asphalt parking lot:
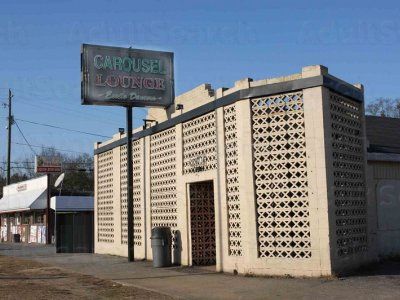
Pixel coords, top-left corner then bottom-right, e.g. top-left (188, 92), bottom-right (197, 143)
top-left (1, 243), bottom-right (400, 299)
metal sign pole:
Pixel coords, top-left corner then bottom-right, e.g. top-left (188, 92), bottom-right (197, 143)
top-left (80, 44), bottom-right (174, 262)
top-left (126, 106), bottom-right (134, 262)
top-left (46, 173), bottom-right (51, 244)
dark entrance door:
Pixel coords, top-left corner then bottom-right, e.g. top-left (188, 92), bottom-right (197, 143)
top-left (56, 212), bottom-right (93, 253)
top-left (189, 181), bottom-right (216, 265)
top-left (57, 213), bottom-right (73, 252)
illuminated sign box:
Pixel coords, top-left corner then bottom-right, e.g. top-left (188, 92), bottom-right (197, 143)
top-left (81, 44), bottom-right (174, 107)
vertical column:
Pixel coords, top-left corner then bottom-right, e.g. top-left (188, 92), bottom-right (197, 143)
top-left (138, 138), bottom-right (147, 259)
top-left (236, 99), bottom-right (258, 269)
top-left (113, 144), bottom-right (122, 247)
top-left (144, 135), bottom-right (152, 259)
top-left (303, 86), bottom-right (333, 275)
top-left (175, 123), bottom-right (187, 265)
top-left (138, 138), bottom-right (146, 259)
top-left (126, 108), bottom-right (134, 261)
top-left (93, 143), bottom-right (99, 252)
top-left (215, 106), bottom-right (227, 272)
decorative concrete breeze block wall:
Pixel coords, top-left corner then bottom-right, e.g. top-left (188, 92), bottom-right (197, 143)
top-left (94, 65), bottom-right (373, 276)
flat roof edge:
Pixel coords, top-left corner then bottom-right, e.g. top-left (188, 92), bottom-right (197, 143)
top-left (0, 208), bottom-right (32, 214)
top-left (368, 152), bottom-right (400, 163)
top-left (94, 74), bottom-right (363, 155)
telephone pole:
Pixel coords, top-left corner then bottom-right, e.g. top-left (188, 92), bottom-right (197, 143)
top-left (6, 89), bottom-right (13, 185)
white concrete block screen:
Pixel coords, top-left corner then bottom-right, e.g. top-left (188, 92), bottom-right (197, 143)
top-left (93, 65), bottom-right (381, 277)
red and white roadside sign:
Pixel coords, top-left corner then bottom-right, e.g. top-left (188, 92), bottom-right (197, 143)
top-left (35, 156), bottom-right (62, 174)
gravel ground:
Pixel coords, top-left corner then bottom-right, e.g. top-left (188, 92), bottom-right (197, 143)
top-left (0, 255), bottom-right (172, 299)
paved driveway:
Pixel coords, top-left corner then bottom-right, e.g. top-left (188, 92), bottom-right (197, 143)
top-left (1, 243), bottom-right (400, 299)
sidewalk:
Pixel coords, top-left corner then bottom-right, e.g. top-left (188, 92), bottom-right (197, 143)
top-left (1, 243), bottom-right (400, 299)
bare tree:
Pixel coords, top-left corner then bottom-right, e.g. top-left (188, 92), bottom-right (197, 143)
top-left (0, 148), bottom-right (94, 197)
top-left (366, 98), bottom-right (400, 118)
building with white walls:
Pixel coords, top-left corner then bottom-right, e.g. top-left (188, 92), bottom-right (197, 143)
top-left (93, 65), bottom-right (378, 276)
top-left (0, 175), bottom-right (51, 244)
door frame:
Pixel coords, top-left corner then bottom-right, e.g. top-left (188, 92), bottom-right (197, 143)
top-left (186, 179), bottom-right (217, 266)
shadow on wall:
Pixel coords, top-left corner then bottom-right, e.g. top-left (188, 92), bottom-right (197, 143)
top-left (342, 259), bottom-right (400, 278)
top-left (173, 230), bottom-right (182, 265)
top-left (376, 180), bottom-right (400, 258)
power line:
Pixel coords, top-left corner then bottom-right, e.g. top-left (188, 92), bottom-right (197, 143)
top-left (1, 161), bottom-right (32, 164)
top-left (13, 92), bottom-right (150, 116)
top-left (2, 165), bottom-right (93, 172)
top-left (0, 115), bottom-right (111, 138)
top-left (14, 95), bottom-right (123, 127)
top-left (3, 97), bottom-right (155, 131)
top-left (14, 120), bottom-right (37, 156)
top-left (12, 93), bottom-right (155, 124)
top-left (12, 142), bottom-right (88, 154)
top-left (2, 161), bottom-right (93, 165)
top-left (14, 118), bottom-right (111, 138)
top-left (2, 91), bottom-right (156, 138)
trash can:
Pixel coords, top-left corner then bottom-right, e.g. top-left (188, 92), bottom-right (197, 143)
top-left (13, 234), bottom-right (21, 243)
top-left (151, 227), bottom-right (172, 267)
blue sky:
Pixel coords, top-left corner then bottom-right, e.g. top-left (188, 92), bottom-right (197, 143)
top-left (1, 0), bottom-right (400, 162)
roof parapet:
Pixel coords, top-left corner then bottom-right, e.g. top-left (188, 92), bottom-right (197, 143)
top-left (302, 65), bottom-right (329, 77)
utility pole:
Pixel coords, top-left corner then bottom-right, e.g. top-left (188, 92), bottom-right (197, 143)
top-left (6, 89), bottom-right (13, 185)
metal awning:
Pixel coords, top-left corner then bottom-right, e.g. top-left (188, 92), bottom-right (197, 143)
top-left (0, 176), bottom-right (48, 213)
top-left (50, 196), bottom-right (94, 212)
top-left (0, 188), bottom-right (47, 213)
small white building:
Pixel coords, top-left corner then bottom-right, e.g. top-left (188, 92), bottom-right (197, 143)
top-left (0, 175), bottom-right (51, 244)
top-left (0, 178), bottom-right (94, 252)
